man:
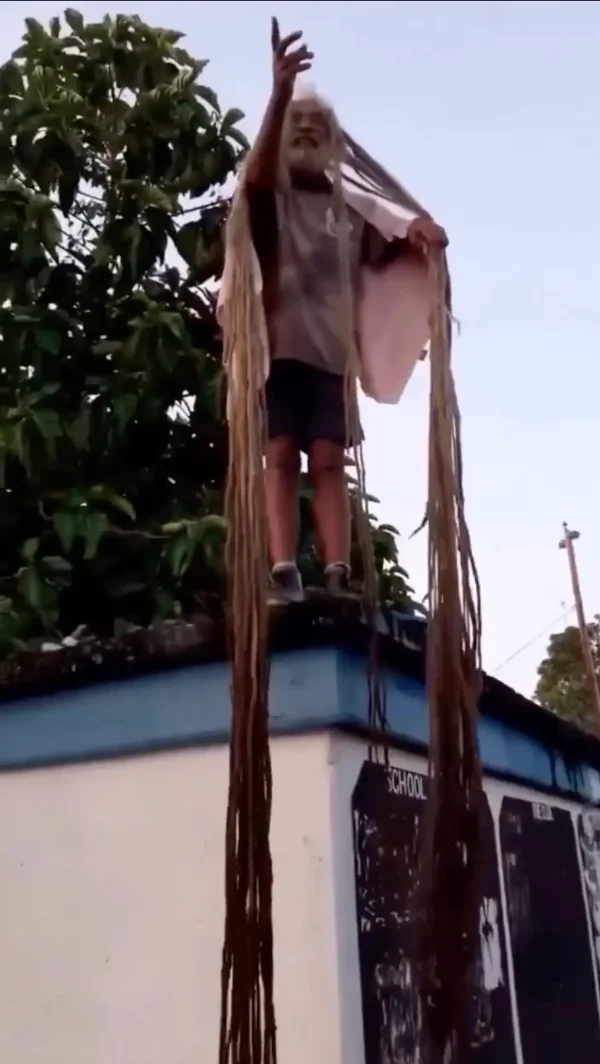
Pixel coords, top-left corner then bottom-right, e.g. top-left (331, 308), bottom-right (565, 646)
top-left (241, 22), bottom-right (447, 605)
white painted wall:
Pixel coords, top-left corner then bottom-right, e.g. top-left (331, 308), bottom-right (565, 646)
top-left (0, 735), bottom-right (340, 1064)
top-left (0, 730), bottom-right (598, 1064)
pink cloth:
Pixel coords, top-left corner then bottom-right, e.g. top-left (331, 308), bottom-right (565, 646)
top-left (345, 188), bottom-right (431, 404)
top-left (218, 185), bottom-right (432, 407)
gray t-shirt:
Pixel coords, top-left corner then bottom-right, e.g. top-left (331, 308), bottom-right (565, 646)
top-left (270, 190), bottom-right (364, 376)
top-left (247, 185), bottom-right (366, 377)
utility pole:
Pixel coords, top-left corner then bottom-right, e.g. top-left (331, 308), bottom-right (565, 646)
top-left (559, 523), bottom-right (600, 733)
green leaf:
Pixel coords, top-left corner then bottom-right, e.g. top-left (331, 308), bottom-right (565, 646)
top-left (222, 108), bottom-right (245, 132)
top-left (152, 587), bottom-right (176, 620)
top-left (112, 393), bottom-right (137, 432)
top-left (41, 555), bottom-right (72, 574)
top-left (225, 127), bottom-right (250, 151)
top-left (175, 220), bottom-right (215, 274)
top-left (22, 537), bottom-right (40, 563)
top-left (82, 511), bottom-right (108, 560)
top-left (64, 8), bottom-right (85, 36)
top-left (389, 564), bottom-right (409, 579)
top-left (10, 421), bottom-right (30, 474)
top-left (31, 408), bottom-right (62, 443)
top-left (68, 407), bottom-right (91, 451)
top-left (89, 485), bottom-right (136, 521)
top-left (163, 313), bottom-right (185, 340)
top-left (25, 18), bottom-right (47, 42)
top-left (53, 510), bottom-right (77, 552)
top-left (194, 84), bottom-right (219, 111)
top-left (105, 577), bottom-right (147, 599)
top-left (92, 340), bottom-right (121, 356)
top-left (378, 524), bottom-right (400, 537)
top-left (34, 327), bottom-right (61, 355)
top-left (58, 171), bottom-right (80, 214)
top-left (18, 566), bottom-right (47, 612)
top-left (41, 210), bottom-right (61, 251)
top-left (140, 185), bottom-right (174, 212)
top-left (190, 514), bottom-right (227, 539)
top-left (18, 567), bottom-right (41, 610)
top-left (166, 534), bottom-right (195, 578)
top-left (127, 221), bottom-right (142, 278)
top-left (0, 61), bottom-right (24, 96)
top-left (32, 383), bottom-right (62, 402)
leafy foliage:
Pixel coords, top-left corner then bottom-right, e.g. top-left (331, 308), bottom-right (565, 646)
top-left (0, 9), bottom-right (416, 657)
top-left (534, 617), bottom-right (600, 732)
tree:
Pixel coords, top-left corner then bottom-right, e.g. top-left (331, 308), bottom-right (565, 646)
top-left (0, 8), bottom-right (417, 658)
top-left (534, 617), bottom-right (600, 732)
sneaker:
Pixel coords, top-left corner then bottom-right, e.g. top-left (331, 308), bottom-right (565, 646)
top-left (268, 563), bottom-right (304, 607)
top-left (324, 563), bottom-right (355, 598)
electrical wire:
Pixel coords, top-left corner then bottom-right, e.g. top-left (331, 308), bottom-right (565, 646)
top-left (493, 603), bottom-right (574, 674)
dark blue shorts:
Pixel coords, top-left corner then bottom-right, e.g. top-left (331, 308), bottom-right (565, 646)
top-left (265, 359), bottom-right (363, 453)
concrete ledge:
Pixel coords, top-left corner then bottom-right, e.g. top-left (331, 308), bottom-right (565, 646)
top-left (2, 643), bottom-right (599, 805)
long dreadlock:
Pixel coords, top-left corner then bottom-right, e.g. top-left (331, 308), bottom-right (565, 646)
top-left (218, 88), bottom-right (482, 1064)
top-left (344, 130), bottom-right (484, 1060)
top-left (218, 181), bottom-right (275, 1064)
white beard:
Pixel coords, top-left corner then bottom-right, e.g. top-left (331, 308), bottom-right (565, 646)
top-left (287, 143), bottom-right (332, 174)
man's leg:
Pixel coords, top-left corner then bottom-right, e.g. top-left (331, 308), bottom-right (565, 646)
top-left (308, 439), bottom-right (351, 569)
top-left (264, 361), bottom-right (306, 604)
top-left (305, 365), bottom-right (361, 596)
top-left (265, 436), bottom-right (301, 566)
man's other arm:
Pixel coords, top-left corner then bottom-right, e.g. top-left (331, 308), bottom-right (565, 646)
top-left (360, 217), bottom-right (448, 270)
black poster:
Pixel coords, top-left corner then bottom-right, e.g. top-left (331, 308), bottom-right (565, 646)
top-left (500, 797), bottom-right (600, 1064)
top-left (578, 809), bottom-right (600, 990)
top-left (352, 761), bottom-right (516, 1064)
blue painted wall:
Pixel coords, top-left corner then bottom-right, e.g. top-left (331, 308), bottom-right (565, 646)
top-left (1, 646), bottom-right (600, 802)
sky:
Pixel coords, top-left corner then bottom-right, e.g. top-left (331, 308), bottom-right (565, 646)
top-left (3, 0), bottom-right (600, 698)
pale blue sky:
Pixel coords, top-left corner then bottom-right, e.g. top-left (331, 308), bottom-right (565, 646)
top-left (4, 1), bottom-right (600, 697)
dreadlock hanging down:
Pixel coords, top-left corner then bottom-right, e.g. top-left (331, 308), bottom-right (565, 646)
top-left (218, 89), bottom-right (482, 1064)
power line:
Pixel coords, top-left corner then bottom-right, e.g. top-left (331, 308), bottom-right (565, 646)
top-left (493, 603), bottom-right (575, 675)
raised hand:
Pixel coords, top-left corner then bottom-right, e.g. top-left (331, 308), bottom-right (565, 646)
top-left (271, 17), bottom-right (313, 94)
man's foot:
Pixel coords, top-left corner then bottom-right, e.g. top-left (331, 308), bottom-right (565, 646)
top-left (324, 562), bottom-right (355, 598)
top-left (268, 563), bottom-right (304, 607)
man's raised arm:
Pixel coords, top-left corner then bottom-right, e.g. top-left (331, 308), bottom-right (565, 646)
top-left (245, 19), bottom-right (313, 188)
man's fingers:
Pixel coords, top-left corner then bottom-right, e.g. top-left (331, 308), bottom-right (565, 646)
top-left (281, 58), bottom-right (313, 80)
top-left (280, 59), bottom-right (313, 80)
top-left (271, 17), bottom-right (281, 52)
top-left (276, 30), bottom-right (303, 58)
top-left (281, 45), bottom-right (313, 69)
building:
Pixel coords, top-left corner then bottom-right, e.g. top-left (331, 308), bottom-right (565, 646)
top-left (1, 603), bottom-right (600, 1064)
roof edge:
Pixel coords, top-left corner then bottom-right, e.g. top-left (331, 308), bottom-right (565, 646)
top-left (1, 601), bottom-right (597, 771)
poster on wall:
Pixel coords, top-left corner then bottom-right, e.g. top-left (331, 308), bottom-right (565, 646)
top-left (578, 809), bottom-right (600, 988)
top-left (500, 797), bottom-right (600, 1064)
top-left (352, 761), bottom-right (516, 1064)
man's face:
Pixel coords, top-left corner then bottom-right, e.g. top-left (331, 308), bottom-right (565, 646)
top-left (285, 100), bottom-right (334, 175)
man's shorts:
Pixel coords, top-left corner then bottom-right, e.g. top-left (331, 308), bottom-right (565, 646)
top-left (265, 358), bottom-right (363, 453)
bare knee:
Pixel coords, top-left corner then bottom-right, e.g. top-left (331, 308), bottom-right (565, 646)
top-left (308, 440), bottom-right (345, 488)
top-left (266, 437), bottom-right (301, 479)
